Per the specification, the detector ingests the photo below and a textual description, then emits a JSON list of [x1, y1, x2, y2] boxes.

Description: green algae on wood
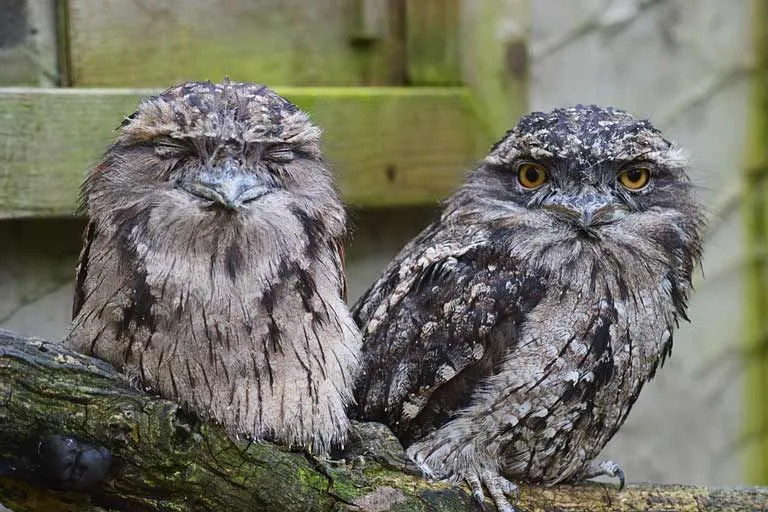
[[0, 86, 488, 218], [459, 0, 530, 139], [405, 0, 462, 85], [1, 331, 768, 511], [744, 0, 768, 486], [66, 0, 404, 87]]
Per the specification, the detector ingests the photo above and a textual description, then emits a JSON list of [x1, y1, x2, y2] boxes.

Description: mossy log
[[0, 330, 766, 512]]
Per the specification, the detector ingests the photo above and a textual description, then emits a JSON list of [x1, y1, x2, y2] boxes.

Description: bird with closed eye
[[351, 105, 704, 512], [66, 81, 361, 453]]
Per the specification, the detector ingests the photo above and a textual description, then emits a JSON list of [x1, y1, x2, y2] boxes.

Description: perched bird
[[351, 105, 703, 511], [66, 81, 361, 453]]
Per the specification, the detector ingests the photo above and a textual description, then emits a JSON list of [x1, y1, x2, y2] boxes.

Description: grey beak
[[180, 162, 272, 210], [542, 191, 628, 228]]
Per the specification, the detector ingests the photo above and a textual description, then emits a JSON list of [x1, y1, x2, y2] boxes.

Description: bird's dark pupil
[[626, 169, 643, 182], [525, 167, 540, 182]]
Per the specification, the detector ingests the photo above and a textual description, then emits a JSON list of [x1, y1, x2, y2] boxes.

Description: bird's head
[[450, 105, 704, 275], [82, 80, 345, 254]]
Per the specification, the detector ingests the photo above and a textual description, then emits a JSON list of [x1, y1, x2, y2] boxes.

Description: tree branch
[[0, 329, 765, 511]]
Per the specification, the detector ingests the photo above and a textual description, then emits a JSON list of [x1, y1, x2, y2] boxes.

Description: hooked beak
[[179, 161, 272, 210], [541, 191, 628, 229]]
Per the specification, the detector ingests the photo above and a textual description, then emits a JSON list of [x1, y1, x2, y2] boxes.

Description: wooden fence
[[0, 0, 527, 218]]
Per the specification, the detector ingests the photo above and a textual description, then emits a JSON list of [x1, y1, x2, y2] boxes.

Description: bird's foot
[[583, 459, 625, 490], [465, 470, 519, 512]]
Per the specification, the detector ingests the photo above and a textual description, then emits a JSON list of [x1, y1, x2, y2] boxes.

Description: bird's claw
[[465, 470, 519, 512], [585, 459, 625, 490]]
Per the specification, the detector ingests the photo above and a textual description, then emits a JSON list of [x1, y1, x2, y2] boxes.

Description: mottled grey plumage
[[351, 105, 703, 511], [66, 80, 361, 453]]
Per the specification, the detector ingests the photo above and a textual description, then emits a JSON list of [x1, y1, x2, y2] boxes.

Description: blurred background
[[0, 0, 765, 489]]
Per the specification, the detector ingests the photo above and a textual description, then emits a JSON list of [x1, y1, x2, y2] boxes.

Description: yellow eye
[[517, 162, 548, 189], [618, 166, 651, 190]]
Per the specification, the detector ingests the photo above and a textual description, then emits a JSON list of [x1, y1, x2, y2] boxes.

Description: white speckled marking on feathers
[[66, 81, 361, 453], [352, 105, 703, 509]]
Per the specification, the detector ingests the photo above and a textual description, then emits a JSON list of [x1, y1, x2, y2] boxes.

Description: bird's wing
[[72, 221, 96, 319], [352, 237, 547, 443]]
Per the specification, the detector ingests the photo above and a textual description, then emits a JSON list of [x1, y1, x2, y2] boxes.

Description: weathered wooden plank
[[349, 0, 407, 85], [0, 87, 488, 218], [744, 0, 768, 486], [459, 0, 530, 136], [66, 0, 404, 87], [405, 0, 462, 85], [0, 0, 60, 86]]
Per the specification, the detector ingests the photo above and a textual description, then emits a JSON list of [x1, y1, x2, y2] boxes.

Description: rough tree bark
[[0, 329, 766, 512]]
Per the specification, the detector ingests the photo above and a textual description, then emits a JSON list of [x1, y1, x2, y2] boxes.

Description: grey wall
[[0, 219, 82, 340]]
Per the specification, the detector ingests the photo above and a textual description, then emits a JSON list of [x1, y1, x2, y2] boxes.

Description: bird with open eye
[[66, 80, 361, 453], [351, 105, 704, 511]]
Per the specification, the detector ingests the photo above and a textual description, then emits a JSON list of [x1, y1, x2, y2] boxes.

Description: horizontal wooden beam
[[0, 87, 489, 218]]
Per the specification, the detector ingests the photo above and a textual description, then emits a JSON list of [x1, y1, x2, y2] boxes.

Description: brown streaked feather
[[72, 221, 96, 319], [65, 81, 362, 454]]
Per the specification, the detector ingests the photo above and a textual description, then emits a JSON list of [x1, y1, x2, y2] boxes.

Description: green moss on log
[[1, 331, 768, 511]]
